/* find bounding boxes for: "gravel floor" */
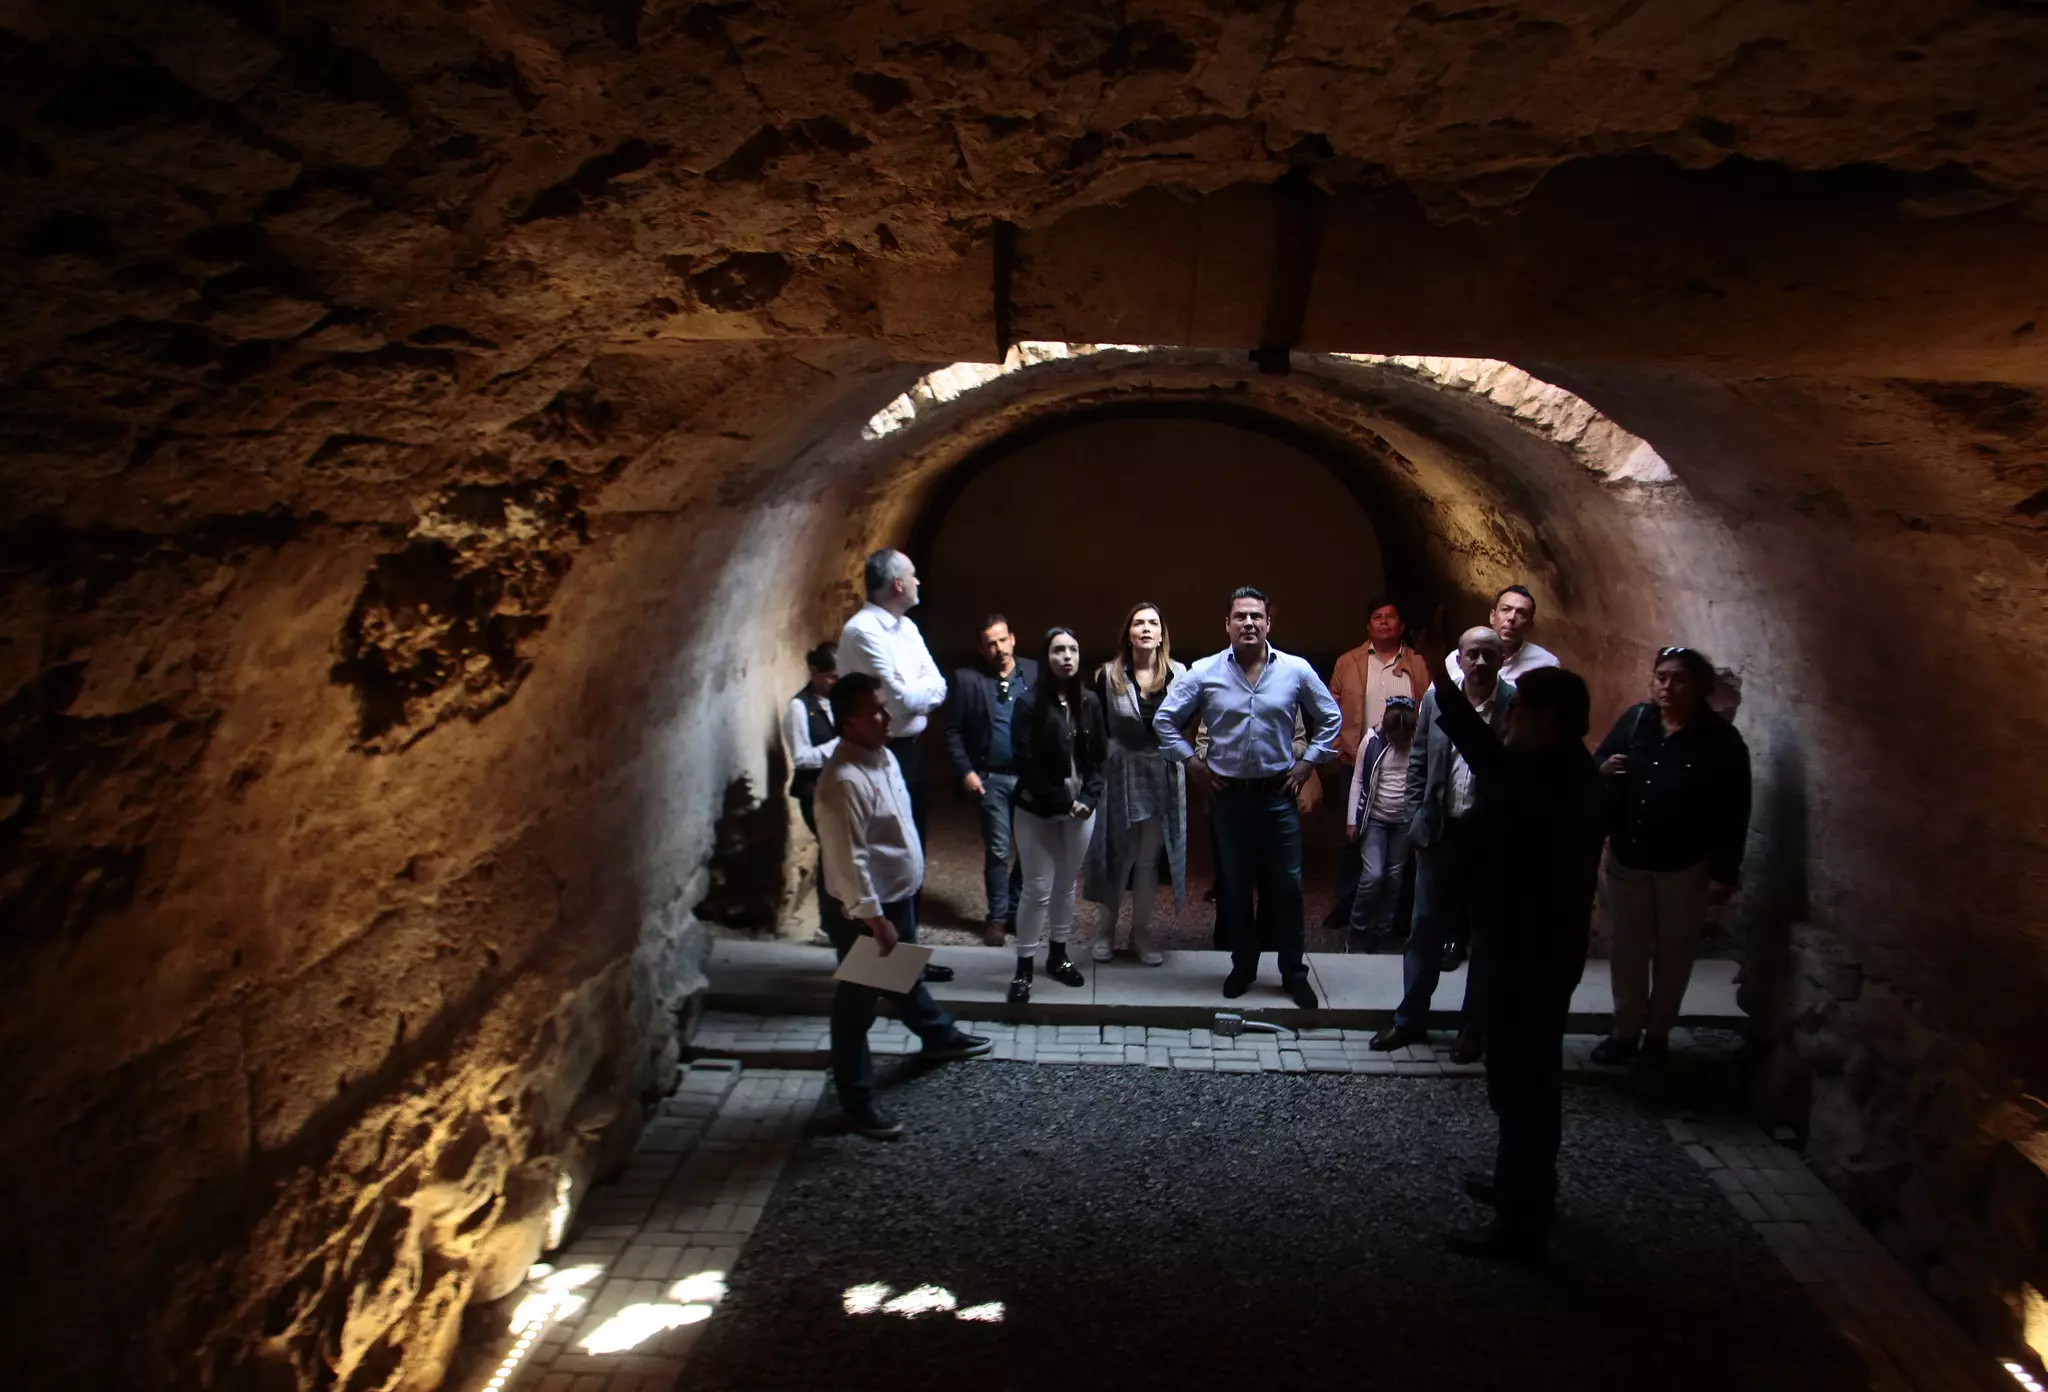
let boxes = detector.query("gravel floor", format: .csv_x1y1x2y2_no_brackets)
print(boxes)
685,1067,1863,1392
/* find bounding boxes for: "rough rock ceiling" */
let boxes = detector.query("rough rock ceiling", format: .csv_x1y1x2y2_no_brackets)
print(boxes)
4,1,2046,398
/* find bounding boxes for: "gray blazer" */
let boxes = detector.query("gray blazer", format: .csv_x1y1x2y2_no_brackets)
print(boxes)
1405,676,1516,849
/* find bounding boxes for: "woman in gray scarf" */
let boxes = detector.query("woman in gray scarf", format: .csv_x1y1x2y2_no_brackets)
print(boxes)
1085,602,1188,965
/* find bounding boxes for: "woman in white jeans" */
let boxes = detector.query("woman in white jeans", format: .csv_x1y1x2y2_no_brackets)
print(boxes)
1007,627,1108,1003
1084,602,1187,965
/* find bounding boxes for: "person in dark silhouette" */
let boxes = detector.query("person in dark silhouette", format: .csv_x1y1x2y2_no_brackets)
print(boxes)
1423,657,1604,1262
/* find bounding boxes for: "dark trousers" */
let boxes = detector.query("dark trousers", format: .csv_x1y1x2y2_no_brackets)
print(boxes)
1208,811,1228,948
1396,817,1482,1031
887,735,930,924
887,735,930,841
1210,780,1307,980
1483,968,1572,1244
975,771,1025,923
1330,766,1362,920
824,899,955,1112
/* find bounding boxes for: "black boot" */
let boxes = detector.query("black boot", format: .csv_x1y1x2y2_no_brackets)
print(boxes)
1045,942,1085,988
1007,955,1033,1003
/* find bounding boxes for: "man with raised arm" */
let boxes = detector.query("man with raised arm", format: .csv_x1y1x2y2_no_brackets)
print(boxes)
1154,586,1341,1009
1420,653,1603,1262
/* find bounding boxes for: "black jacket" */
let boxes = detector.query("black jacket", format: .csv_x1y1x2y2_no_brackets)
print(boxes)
944,657,1042,778
1593,702,1752,884
1432,675,1604,1004
1011,685,1108,819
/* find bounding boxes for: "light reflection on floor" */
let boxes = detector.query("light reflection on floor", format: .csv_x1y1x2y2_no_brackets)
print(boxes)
842,1282,1006,1324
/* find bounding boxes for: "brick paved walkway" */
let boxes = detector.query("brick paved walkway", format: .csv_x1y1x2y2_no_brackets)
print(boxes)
688,1008,1747,1074
450,1036,2012,1392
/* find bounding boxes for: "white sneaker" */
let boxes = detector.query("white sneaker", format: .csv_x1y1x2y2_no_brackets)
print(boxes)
1091,937,1115,963
1130,926,1164,967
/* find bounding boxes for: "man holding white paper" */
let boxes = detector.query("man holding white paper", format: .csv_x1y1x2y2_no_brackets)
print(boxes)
814,672,992,1139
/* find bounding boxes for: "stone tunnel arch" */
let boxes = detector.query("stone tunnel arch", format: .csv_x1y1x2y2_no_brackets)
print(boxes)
6,9,2048,1377
675,348,1774,956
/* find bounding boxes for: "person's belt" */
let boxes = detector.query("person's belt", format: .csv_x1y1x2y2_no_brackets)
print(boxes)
1214,772,1290,795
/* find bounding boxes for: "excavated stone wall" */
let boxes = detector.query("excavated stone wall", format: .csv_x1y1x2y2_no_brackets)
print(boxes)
1540,366,2048,1346
3,1,2048,1385
0,334,912,1388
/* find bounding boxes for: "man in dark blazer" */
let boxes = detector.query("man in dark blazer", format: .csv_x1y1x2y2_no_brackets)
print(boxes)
1372,626,1514,1061
943,615,1040,947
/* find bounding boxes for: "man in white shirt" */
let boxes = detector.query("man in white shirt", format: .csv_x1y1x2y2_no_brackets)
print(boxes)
1445,585,1560,684
1371,627,1515,1062
784,641,841,930
838,549,951,973
784,642,840,830
814,673,991,1139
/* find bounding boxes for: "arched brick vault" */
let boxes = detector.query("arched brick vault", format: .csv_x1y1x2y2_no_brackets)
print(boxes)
4,1,2048,1386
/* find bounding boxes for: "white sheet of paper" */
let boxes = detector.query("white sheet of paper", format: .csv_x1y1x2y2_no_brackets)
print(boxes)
831,936,934,993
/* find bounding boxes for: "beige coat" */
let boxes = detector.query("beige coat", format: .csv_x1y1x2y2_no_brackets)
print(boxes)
1329,641,1429,764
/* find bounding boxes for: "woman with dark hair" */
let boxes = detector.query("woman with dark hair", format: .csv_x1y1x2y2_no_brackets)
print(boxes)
1588,645,1753,1071
1344,693,1420,948
1008,627,1109,1003
1084,602,1187,966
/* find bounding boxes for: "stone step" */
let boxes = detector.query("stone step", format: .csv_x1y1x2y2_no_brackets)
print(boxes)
706,938,1744,1034
686,1009,1746,1077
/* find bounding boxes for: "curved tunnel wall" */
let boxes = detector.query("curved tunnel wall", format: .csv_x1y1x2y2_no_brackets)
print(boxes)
5,335,2046,1388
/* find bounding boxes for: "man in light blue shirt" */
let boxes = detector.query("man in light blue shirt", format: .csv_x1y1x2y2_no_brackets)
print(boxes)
1155,586,1341,1008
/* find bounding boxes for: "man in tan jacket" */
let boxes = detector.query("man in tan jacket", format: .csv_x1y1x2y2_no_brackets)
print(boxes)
1324,598,1428,928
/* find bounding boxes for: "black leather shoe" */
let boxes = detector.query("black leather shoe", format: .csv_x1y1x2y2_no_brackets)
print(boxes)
921,1032,993,1062
1045,957,1085,988
1588,1035,1638,1067
1447,1221,1545,1263
846,1106,903,1141
1438,942,1468,973
1285,976,1319,1010
1222,968,1255,998
1449,1032,1485,1065
921,963,955,983
1463,1172,1496,1205
1370,1024,1426,1051
1006,977,1031,1004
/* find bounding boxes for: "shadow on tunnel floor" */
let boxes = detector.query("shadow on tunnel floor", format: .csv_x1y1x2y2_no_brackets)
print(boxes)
681,1067,1862,1392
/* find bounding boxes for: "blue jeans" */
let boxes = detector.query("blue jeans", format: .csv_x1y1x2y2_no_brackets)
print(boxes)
1348,817,1411,936
824,900,956,1112
1210,781,1307,980
976,771,1025,923
1395,818,1482,1031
